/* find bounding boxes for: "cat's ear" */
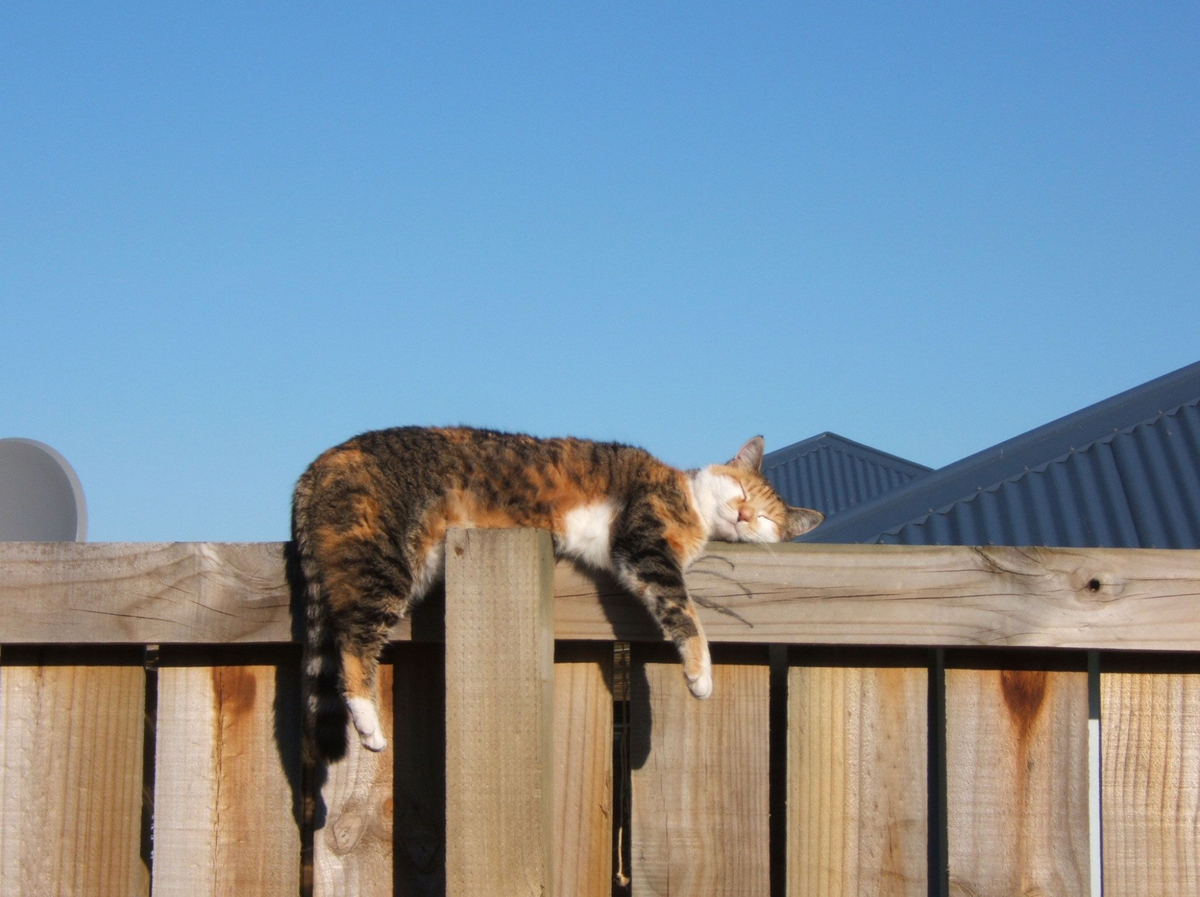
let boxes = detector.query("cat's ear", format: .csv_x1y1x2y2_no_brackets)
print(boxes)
727,436,765,471
784,506,824,540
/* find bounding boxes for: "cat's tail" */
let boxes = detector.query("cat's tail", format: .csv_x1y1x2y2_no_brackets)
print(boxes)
293,473,350,764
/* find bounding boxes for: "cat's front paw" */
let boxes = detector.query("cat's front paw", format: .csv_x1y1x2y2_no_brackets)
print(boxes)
683,639,713,699
686,669,713,699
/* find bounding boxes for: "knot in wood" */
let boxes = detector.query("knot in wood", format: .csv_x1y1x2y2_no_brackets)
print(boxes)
330,810,365,854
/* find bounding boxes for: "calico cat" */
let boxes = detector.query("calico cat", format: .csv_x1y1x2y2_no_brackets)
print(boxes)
292,426,823,760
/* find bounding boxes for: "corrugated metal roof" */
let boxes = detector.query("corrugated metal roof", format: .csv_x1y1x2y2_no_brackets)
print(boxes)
805,360,1200,548
763,432,931,519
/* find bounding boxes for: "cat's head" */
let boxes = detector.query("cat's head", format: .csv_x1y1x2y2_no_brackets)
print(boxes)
695,436,824,543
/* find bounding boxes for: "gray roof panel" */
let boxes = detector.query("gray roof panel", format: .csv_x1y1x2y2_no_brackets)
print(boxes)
762,432,931,519
806,360,1200,548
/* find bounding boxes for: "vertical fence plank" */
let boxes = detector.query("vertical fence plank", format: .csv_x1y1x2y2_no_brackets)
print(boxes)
788,662,928,897
315,663,396,897
1102,670,1200,896
554,644,614,897
945,666,1090,897
0,662,146,897
152,660,302,896
444,527,555,897
631,651,769,897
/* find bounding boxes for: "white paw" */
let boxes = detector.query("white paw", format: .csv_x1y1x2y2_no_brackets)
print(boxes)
360,729,388,752
348,697,388,752
686,670,713,700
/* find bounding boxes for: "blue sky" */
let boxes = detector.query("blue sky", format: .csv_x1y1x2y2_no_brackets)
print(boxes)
3,2,1198,542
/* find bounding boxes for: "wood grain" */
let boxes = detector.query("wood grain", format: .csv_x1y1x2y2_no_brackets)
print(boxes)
788,663,927,897
151,661,303,897
0,662,147,896
945,668,1090,897
1101,670,1200,896
444,528,555,897
5,541,1200,650
0,542,296,643
631,654,769,897
314,663,396,897
553,645,614,897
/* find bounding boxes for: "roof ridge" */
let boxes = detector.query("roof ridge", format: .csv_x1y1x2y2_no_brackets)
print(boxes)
947,390,1200,509
807,359,1200,544
763,431,931,475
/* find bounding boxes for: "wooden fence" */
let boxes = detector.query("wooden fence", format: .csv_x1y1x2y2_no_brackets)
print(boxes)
2,531,1199,896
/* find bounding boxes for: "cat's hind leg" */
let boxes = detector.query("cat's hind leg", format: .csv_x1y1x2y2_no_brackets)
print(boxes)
322,544,414,754
341,643,388,752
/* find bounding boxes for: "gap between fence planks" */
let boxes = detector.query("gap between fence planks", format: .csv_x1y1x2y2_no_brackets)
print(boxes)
4,541,1200,650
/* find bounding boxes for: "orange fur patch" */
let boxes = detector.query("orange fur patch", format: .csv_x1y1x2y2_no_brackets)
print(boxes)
316,446,368,472
653,498,706,560
682,630,707,676
649,470,707,562
446,488,529,529
342,652,371,700
412,502,450,564
313,493,383,557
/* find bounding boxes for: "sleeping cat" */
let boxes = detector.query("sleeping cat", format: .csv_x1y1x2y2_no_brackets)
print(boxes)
292,426,823,760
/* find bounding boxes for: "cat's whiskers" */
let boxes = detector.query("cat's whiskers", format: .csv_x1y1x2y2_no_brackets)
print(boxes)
756,540,781,558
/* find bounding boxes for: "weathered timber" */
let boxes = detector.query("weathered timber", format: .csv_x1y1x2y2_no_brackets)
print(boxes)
0,662,147,897
946,667,1091,896
553,644,614,897
153,660,303,897
1102,669,1200,896
444,528,555,897
3,541,1200,650
632,652,770,897
788,662,928,897
0,542,295,643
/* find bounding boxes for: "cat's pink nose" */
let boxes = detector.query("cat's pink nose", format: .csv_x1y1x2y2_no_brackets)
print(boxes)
737,505,753,523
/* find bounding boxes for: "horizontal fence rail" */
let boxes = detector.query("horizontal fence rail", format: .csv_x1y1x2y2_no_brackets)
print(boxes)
3,540,1200,648
1,535,1199,896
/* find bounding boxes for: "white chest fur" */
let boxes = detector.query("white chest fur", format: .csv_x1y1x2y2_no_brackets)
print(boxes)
556,500,617,571
689,467,741,541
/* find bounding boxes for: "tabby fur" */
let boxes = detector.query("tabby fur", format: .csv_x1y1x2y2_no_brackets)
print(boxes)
292,426,822,760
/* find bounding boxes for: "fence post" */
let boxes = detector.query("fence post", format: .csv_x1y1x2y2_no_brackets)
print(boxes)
444,527,555,897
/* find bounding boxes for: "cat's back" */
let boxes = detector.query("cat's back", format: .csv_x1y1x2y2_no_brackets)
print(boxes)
293,426,668,526
293,426,448,509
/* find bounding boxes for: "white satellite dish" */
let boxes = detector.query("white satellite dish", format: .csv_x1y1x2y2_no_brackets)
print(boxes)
0,438,88,541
